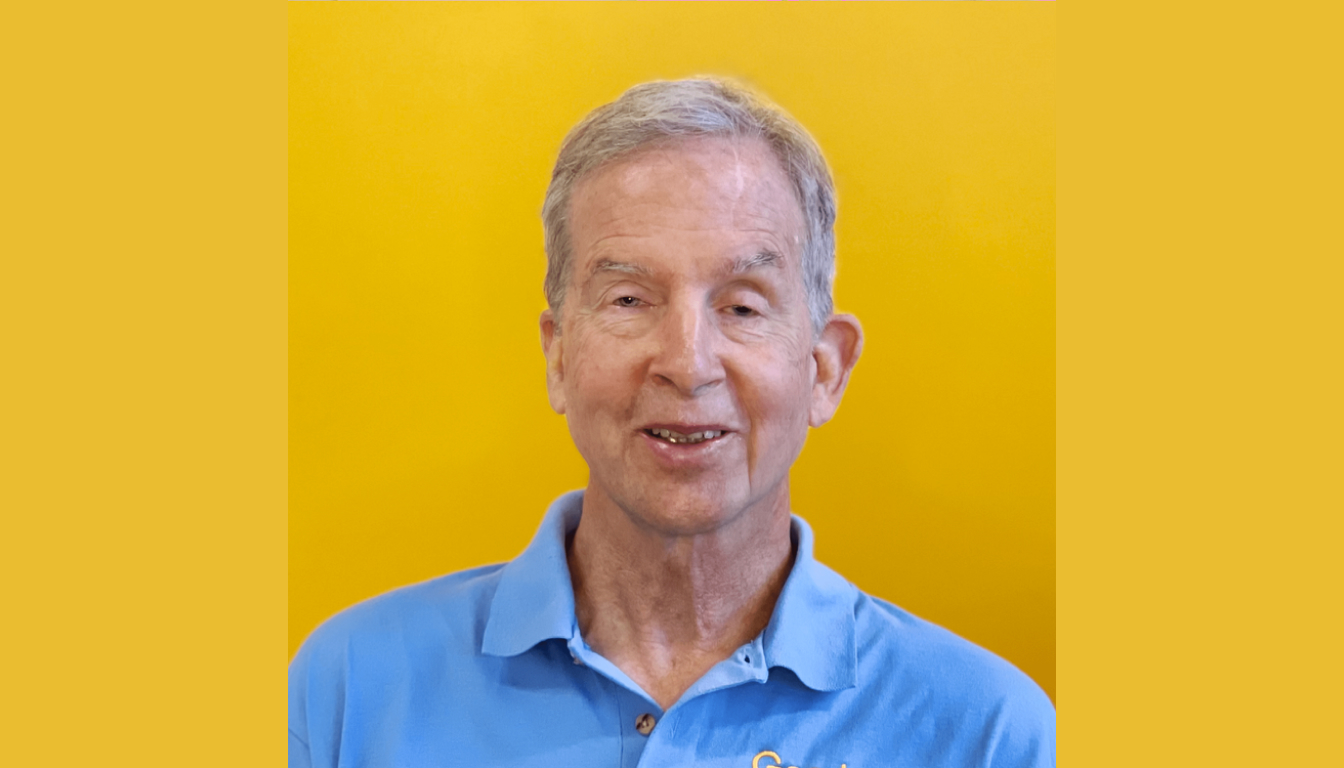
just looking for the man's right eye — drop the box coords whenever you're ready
[614,296,642,307]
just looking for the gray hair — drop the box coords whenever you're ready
[541,77,837,334]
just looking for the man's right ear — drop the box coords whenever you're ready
[539,309,566,415]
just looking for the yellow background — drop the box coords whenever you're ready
[11,1,1341,766]
[290,4,1055,700]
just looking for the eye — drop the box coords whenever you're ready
[614,296,643,308]
[728,304,757,317]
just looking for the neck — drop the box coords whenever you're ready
[567,485,795,710]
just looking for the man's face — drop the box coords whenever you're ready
[542,137,840,535]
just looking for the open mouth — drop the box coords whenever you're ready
[643,428,725,445]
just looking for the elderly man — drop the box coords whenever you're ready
[289,79,1055,768]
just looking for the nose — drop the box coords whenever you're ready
[648,299,725,396]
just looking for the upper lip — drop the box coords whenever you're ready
[641,423,733,434]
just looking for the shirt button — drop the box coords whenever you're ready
[635,713,656,735]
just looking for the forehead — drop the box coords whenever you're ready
[568,136,805,270]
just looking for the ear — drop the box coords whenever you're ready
[808,313,864,428]
[540,309,567,414]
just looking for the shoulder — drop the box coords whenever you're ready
[289,563,505,687]
[855,592,1052,707]
[288,564,509,764]
[854,591,1056,766]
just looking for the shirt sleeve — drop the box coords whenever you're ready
[289,728,312,768]
[987,685,1057,768]
[289,633,335,768]
[289,650,315,768]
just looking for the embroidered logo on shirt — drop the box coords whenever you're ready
[753,749,847,768]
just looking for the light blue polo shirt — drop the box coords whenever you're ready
[289,491,1055,768]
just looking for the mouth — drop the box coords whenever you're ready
[641,426,729,445]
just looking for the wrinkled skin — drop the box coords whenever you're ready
[542,136,862,537]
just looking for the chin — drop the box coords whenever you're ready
[620,485,745,537]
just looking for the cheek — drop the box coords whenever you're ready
[740,349,814,433]
[564,335,639,420]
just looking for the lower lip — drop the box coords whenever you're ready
[638,430,732,466]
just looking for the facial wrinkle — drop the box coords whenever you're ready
[728,139,746,219]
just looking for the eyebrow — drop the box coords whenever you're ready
[588,250,782,278]
[731,250,782,274]
[590,259,653,277]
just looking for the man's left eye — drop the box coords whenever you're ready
[614,296,642,307]
[728,305,757,317]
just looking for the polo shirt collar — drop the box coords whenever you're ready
[763,513,859,692]
[480,491,583,657]
[481,490,858,693]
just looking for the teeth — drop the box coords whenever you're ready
[649,428,723,444]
